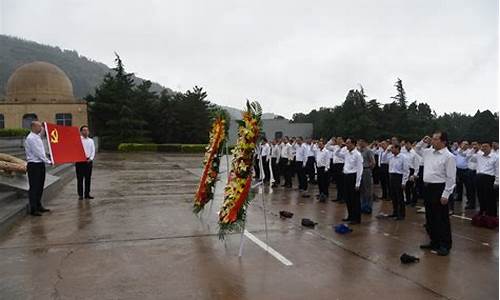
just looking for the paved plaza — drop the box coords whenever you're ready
[0,152,497,299]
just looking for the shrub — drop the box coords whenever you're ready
[0,128,30,137]
[181,144,207,153]
[118,143,211,153]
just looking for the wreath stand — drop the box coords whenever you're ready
[198,144,270,258]
[237,150,270,257]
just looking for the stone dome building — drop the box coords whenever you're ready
[0,61,88,129]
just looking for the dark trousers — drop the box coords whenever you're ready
[476,174,496,216]
[76,161,93,198]
[280,158,292,187]
[424,182,452,250]
[380,163,390,199]
[296,161,308,191]
[390,173,405,218]
[416,165,424,199]
[271,157,280,184]
[344,173,360,222]
[317,167,329,196]
[454,168,467,202]
[261,156,270,182]
[333,163,344,200]
[27,162,46,213]
[329,159,335,183]
[373,154,380,184]
[305,156,316,183]
[405,168,417,205]
[253,156,260,179]
[465,169,477,207]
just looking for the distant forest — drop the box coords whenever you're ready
[0,35,171,98]
[292,80,498,143]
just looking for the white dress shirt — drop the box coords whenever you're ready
[472,152,499,177]
[305,143,315,158]
[327,144,345,164]
[379,149,393,165]
[271,144,281,159]
[467,149,478,170]
[261,143,271,157]
[415,141,456,199]
[334,147,363,187]
[81,136,96,161]
[315,148,330,170]
[389,153,410,185]
[25,132,51,164]
[403,148,419,170]
[295,143,307,163]
[281,143,294,160]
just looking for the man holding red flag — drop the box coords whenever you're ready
[75,125,95,200]
[25,121,52,216]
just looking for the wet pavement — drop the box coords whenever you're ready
[0,152,497,300]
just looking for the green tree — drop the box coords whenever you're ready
[86,53,149,148]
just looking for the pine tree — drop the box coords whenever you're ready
[87,53,148,148]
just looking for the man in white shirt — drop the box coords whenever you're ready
[403,141,419,207]
[294,137,309,196]
[304,138,316,184]
[260,138,271,183]
[471,143,499,216]
[334,138,363,224]
[389,144,410,220]
[270,139,281,187]
[462,142,480,209]
[415,132,456,256]
[315,140,330,202]
[25,121,52,216]
[329,137,345,203]
[378,141,393,201]
[76,125,96,200]
[279,137,294,188]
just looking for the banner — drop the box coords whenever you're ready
[44,122,87,164]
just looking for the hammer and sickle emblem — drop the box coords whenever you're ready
[50,129,59,144]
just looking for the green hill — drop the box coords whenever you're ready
[0,35,172,98]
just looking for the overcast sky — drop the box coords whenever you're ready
[1,0,498,118]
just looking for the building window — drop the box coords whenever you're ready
[55,113,72,126]
[275,131,283,139]
[0,114,4,129]
[22,114,38,129]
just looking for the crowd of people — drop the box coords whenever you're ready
[254,132,499,256]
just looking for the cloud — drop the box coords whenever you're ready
[2,0,498,118]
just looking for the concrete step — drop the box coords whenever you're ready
[0,190,18,203]
[0,197,27,236]
[0,163,76,237]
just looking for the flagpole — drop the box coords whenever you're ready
[43,122,55,165]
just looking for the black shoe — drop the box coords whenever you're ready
[39,207,51,213]
[419,243,436,250]
[432,247,450,256]
[395,217,405,221]
[78,196,84,200]
[348,220,360,225]
[30,212,42,216]
[342,217,350,222]
[85,196,94,199]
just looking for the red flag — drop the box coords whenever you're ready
[44,122,87,164]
